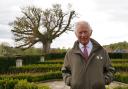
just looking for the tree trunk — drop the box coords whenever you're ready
[42,41,51,54]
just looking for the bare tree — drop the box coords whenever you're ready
[10,4,76,54]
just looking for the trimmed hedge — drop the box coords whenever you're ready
[1,71,128,84]
[0,79,50,89]
[112,63,128,72]
[112,59,128,63]
[36,60,63,64]
[45,52,66,60]
[7,64,62,74]
[0,56,16,73]
[109,53,128,59]
[0,53,65,73]
[0,71,62,82]
[114,72,128,83]
[0,55,41,73]
[7,63,124,75]
[45,52,128,59]
[0,53,128,73]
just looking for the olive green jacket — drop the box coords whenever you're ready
[61,38,115,89]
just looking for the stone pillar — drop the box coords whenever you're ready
[40,56,45,62]
[16,55,23,67]
[16,59,23,67]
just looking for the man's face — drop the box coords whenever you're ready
[75,23,92,45]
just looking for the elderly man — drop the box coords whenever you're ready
[61,21,115,89]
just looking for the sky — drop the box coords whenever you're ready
[0,0,128,49]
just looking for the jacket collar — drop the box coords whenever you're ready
[72,38,103,54]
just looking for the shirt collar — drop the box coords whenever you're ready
[79,40,92,49]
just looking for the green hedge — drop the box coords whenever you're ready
[0,53,128,73]
[36,60,63,64]
[0,71,62,82]
[0,53,65,73]
[45,52,66,60]
[0,79,18,89]
[109,53,128,59]
[0,56,16,73]
[7,64,62,74]
[114,72,128,83]
[0,79,50,89]
[0,55,41,73]
[1,71,128,84]
[46,52,128,59]
[113,63,128,72]
[112,59,128,63]
[14,80,38,89]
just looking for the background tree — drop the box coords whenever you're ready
[0,42,13,56]
[10,4,76,54]
[103,41,128,52]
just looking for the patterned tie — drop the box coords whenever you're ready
[83,46,88,60]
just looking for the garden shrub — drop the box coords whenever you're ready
[114,72,128,83]
[0,71,62,82]
[14,80,38,89]
[0,79,50,89]
[0,78,18,89]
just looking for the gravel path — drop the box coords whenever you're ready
[44,81,128,89]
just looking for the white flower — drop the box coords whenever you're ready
[96,56,99,59]
[96,55,103,60]
[100,56,103,59]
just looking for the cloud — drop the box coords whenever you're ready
[94,0,128,23]
[51,32,77,48]
[0,24,13,38]
[0,38,14,46]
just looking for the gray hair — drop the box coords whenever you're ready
[75,21,92,33]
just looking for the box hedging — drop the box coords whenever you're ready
[0,53,128,73]
[0,55,41,73]
[6,62,127,74]
[112,59,128,63]
[0,53,65,72]
[109,53,128,59]
[0,71,62,82]
[112,63,128,72]
[1,71,128,84]
[114,72,128,83]
[7,64,62,74]
[0,56,16,73]
[45,52,66,60]
[0,79,50,89]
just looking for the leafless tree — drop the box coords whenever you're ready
[10,4,76,54]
